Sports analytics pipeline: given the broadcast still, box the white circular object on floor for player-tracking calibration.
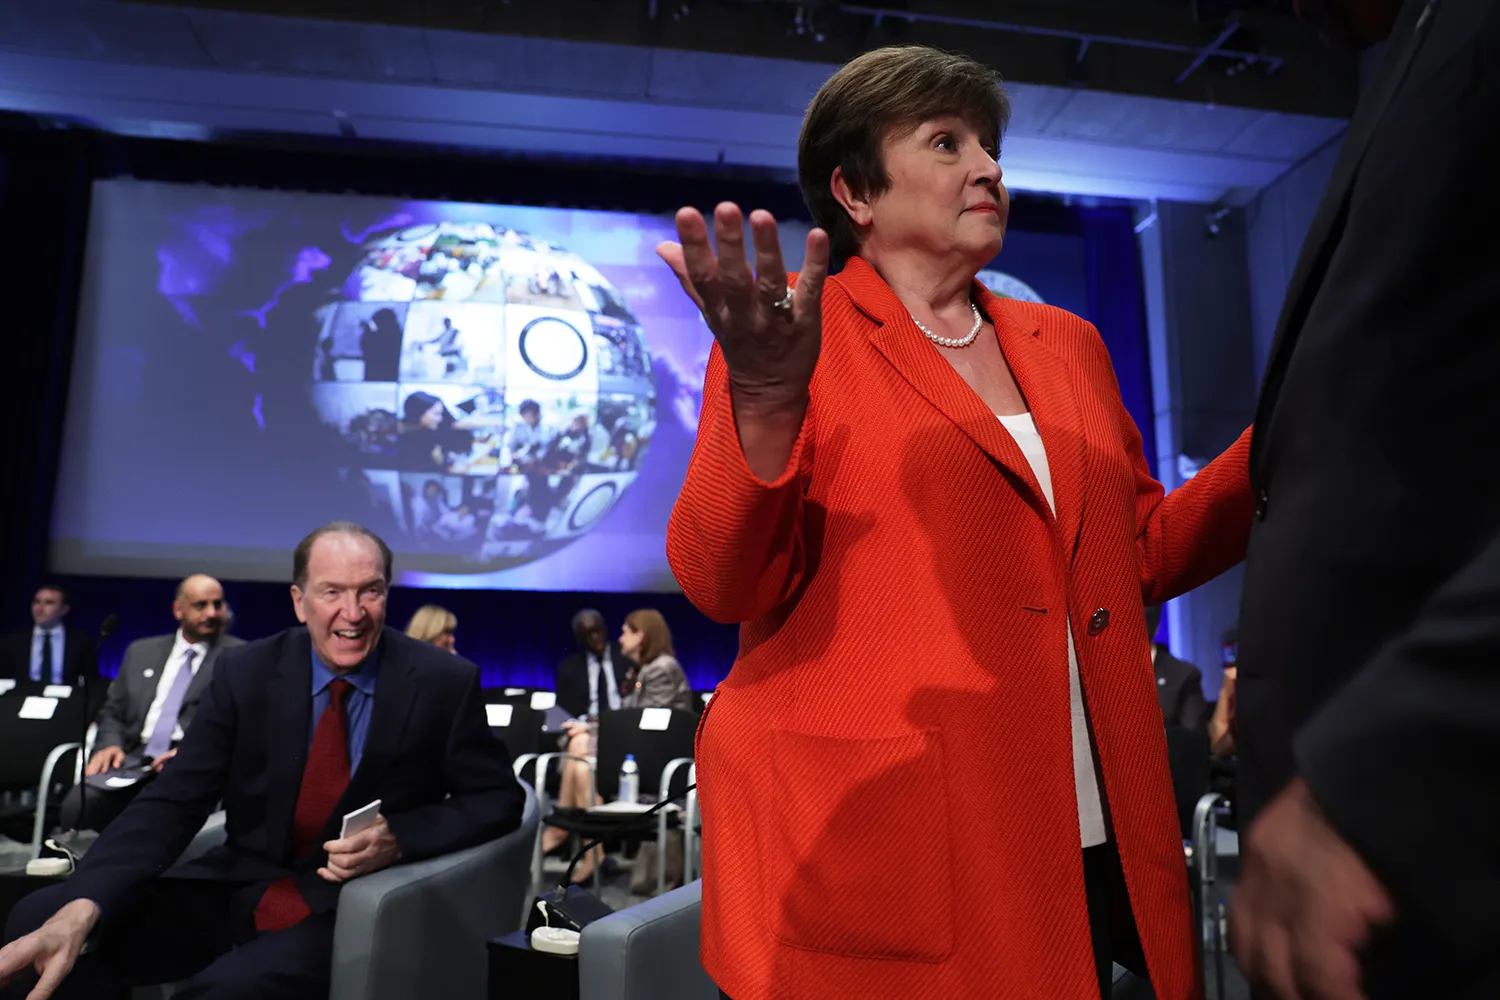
[530,926,581,956]
[26,858,71,876]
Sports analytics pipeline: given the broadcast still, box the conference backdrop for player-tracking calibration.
[50,179,1122,597]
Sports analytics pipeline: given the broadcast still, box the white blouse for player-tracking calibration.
[997,411,1108,848]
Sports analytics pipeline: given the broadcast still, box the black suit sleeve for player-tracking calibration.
[384,666,526,862]
[1176,664,1210,734]
[1296,527,1500,960]
[555,654,585,719]
[0,633,25,681]
[58,646,239,926]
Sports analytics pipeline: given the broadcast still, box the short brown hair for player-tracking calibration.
[292,522,393,589]
[624,609,674,665]
[798,45,1011,262]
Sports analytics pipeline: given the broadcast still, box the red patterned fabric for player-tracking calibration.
[254,679,352,933]
[667,257,1252,1000]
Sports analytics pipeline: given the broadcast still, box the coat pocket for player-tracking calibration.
[760,727,954,963]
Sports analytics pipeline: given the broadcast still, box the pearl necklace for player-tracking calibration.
[912,302,982,348]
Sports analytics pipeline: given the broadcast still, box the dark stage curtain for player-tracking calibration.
[1080,205,1157,478]
[0,123,95,623]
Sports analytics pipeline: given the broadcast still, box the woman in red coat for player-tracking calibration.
[660,45,1252,1000]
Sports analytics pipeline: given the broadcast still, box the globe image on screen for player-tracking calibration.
[976,269,1045,303]
[309,221,657,574]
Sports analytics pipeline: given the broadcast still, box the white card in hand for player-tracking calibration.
[18,696,58,720]
[105,775,141,789]
[486,703,514,727]
[340,799,382,839]
[43,685,72,699]
[638,707,671,731]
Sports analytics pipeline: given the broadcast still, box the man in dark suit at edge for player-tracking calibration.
[0,585,95,687]
[0,522,525,999]
[1146,605,1235,757]
[1230,1,1500,998]
[554,608,631,721]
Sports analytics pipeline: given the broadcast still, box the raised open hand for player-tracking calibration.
[657,204,829,414]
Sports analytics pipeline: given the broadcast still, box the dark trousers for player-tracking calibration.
[1083,839,1149,999]
[3,878,334,1000]
[57,772,150,834]
[718,840,1147,1000]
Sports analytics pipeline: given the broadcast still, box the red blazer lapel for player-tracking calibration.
[979,286,1090,569]
[836,257,1050,518]
[836,256,1093,554]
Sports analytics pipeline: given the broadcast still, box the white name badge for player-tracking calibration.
[529,691,557,710]
[504,687,527,696]
[486,703,514,727]
[44,685,73,699]
[638,707,671,731]
[18,696,58,720]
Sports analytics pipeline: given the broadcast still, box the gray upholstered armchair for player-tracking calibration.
[579,879,717,1000]
[138,782,539,1000]
[576,878,1157,1000]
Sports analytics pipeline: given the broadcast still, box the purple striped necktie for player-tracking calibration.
[144,646,198,760]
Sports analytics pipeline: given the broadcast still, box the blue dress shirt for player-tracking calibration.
[309,646,381,774]
[31,628,65,685]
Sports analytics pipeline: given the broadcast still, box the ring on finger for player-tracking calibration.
[770,287,793,314]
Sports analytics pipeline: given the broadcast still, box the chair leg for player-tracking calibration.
[531,810,547,891]
[657,807,668,898]
[32,743,81,858]
[1212,899,1226,999]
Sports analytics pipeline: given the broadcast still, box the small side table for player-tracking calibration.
[488,930,580,1000]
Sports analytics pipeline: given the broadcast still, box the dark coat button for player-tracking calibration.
[1254,489,1269,521]
[1087,608,1110,636]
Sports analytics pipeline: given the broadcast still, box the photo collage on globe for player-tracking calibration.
[311,221,657,569]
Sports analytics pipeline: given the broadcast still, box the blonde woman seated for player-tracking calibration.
[542,609,694,884]
[404,604,458,653]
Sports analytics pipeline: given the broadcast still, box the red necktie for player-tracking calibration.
[255,679,353,932]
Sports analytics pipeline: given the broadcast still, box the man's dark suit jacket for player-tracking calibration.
[95,632,243,758]
[555,643,631,719]
[1238,0,1500,992]
[52,626,526,928]
[1152,646,1209,734]
[0,627,95,685]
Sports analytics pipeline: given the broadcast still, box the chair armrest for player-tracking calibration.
[32,742,81,857]
[176,811,228,864]
[329,783,540,1000]
[532,751,594,795]
[656,758,693,896]
[578,880,717,1000]
[683,764,698,883]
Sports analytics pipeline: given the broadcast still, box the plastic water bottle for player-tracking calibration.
[618,754,640,805]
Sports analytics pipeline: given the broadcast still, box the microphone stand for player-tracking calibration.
[72,614,117,835]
